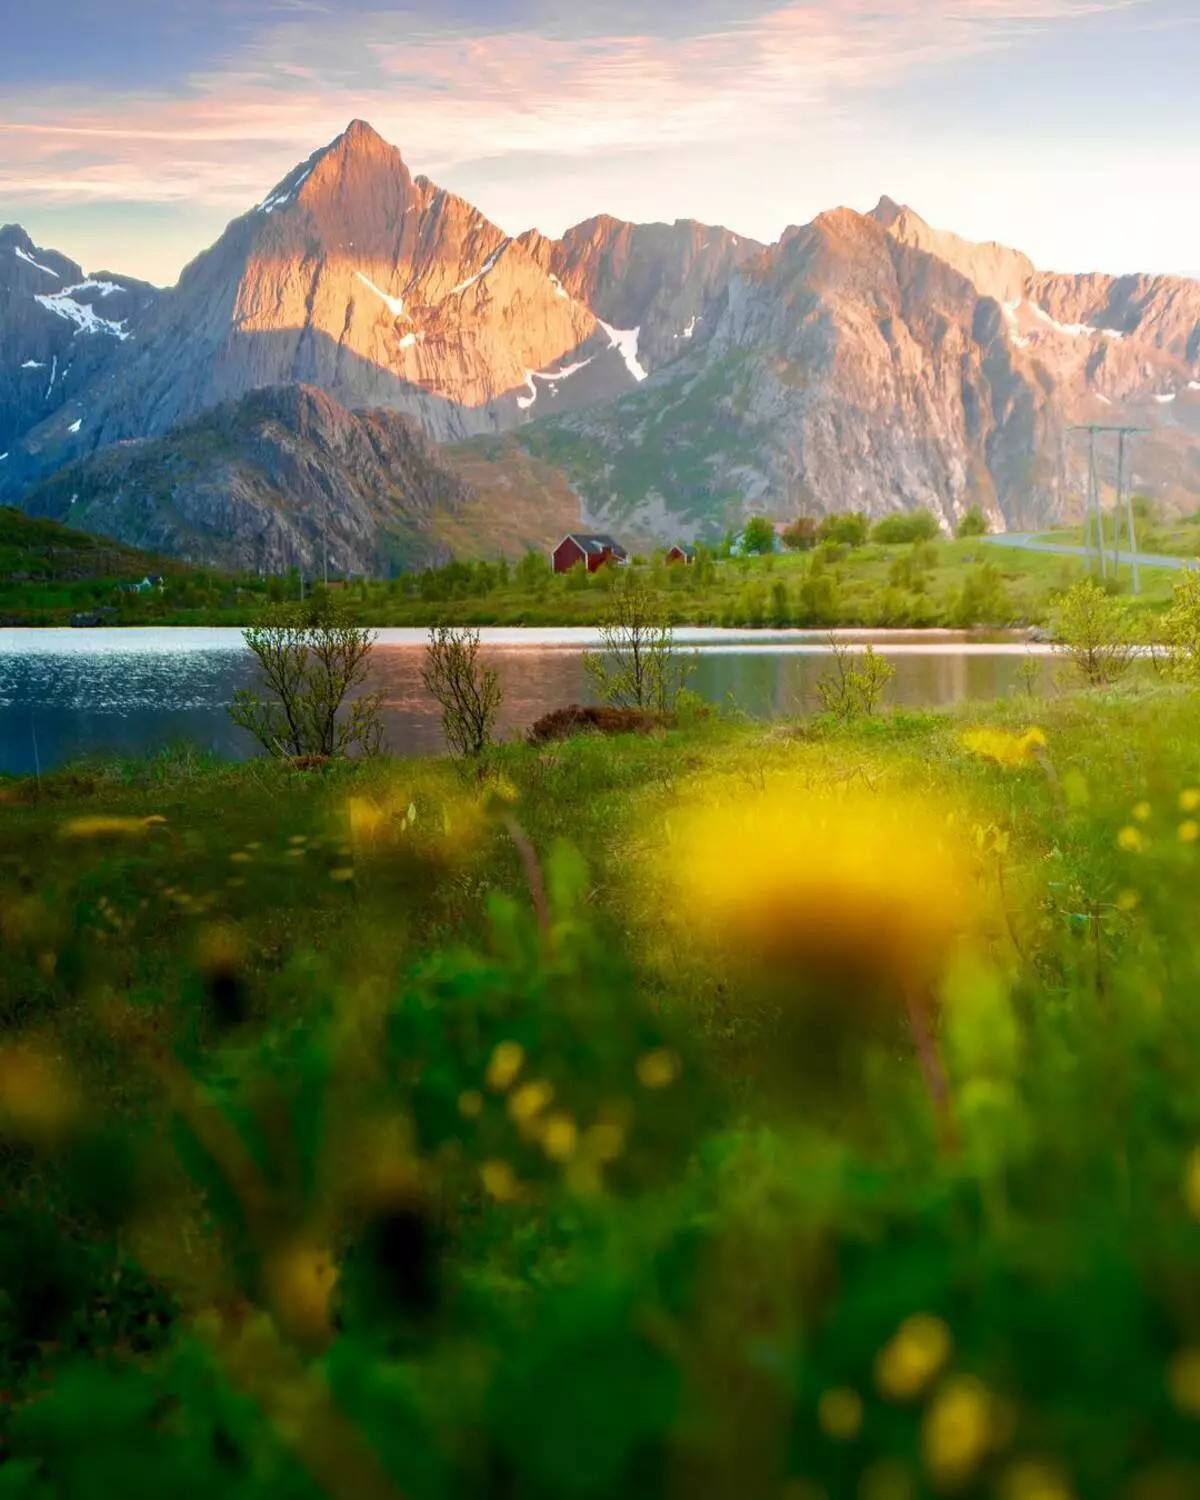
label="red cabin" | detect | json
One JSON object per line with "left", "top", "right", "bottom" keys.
{"left": 552, "top": 533, "right": 629, "bottom": 575}
{"left": 665, "top": 545, "right": 696, "bottom": 566}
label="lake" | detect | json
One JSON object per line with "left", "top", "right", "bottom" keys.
{"left": 0, "top": 627, "right": 1052, "bottom": 776}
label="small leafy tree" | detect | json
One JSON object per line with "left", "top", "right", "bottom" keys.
{"left": 228, "top": 597, "right": 384, "bottom": 759}
{"left": 816, "top": 511, "right": 869, "bottom": 548}
{"left": 814, "top": 637, "right": 896, "bottom": 721}
{"left": 1159, "top": 569, "right": 1200, "bottom": 682}
{"left": 421, "top": 626, "right": 504, "bottom": 758}
{"left": 957, "top": 506, "right": 990, "bottom": 538}
{"left": 1051, "top": 578, "right": 1135, "bottom": 687}
{"left": 583, "top": 570, "right": 695, "bottom": 713}
{"left": 741, "top": 517, "right": 777, "bottom": 556}
{"left": 781, "top": 517, "right": 817, "bottom": 552}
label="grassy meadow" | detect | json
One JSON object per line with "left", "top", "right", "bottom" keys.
{"left": 4, "top": 677, "right": 1200, "bottom": 1496}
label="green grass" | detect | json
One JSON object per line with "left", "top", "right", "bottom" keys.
{"left": 5, "top": 684, "right": 1200, "bottom": 1494}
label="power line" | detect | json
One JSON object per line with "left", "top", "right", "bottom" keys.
{"left": 1066, "top": 425, "right": 1150, "bottom": 594}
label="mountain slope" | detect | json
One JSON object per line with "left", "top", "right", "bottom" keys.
{"left": 0, "top": 225, "right": 160, "bottom": 460}
{"left": 17, "top": 384, "right": 494, "bottom": 574}
{"left": 495, "top": 200, "right": 1200, "bottom": 541}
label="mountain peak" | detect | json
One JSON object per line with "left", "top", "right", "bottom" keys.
{"left": 335, "top": 119, "right": 389, "bottom": 154}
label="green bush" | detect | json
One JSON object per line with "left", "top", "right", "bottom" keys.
{"left": 870, "top": 509, "right": 941, "bottom": 545}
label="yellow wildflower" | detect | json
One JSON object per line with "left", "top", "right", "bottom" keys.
{"left": 58, "top": 814, "right": 166, "bottom": 840}
{"left": 458, "top": 1090, "right": 483, "bottom": 1119}
{"left": 667, "top": 791, "right": 980, "bottom": 1000}
{"left": 508, "top": 1079, "right": 554, "bottom": 1125}
{"left": 1000, "top": 1461, "right": 1075, "bottom": 1500}
{"left": 329, "top": 867, "right": 355, "bottom": 883}
{"left": 817, "top": 1387, "right": 862, "bottom": 1441}
{"left": 876, "top": 1313, "right": 953, "bottom": 1401}
{"left": 1183, "top": 1148, "right": 1200, "bottom": 1219}
{"left": 480, "top": 1160, "right": 520, "bottom": 1201}
{"left": 582, "top": 1121, "right": 626, "bottom": 1163}
{"left": 486, "top": 1041, "right": 525, "bottom": 1092}
{"left": 959, "top": 727, "right": 1047, "bottom": 769}
{"left": 1168, "top": 1350, "right": 1200, "bottom": 1417}
{"left": 1181, "top": 822, "right": 1200, "bottom": 845}
{"left": 347, "top": 796, "right": 386, "bottom": 844}
{"left": 1118, "top": 827, "right": 1147, "bottom": 853}
{"left": 541, "top": 1114, "right": 579, "bottom": 1161}
{"left": 261, "top": 1238, "right": 339, "bottom": 1355}
{"left": 922, "top": 1376, "right": 993, "bottom": 1489}
{"left": 1133, "top": 802, "right": 1153, "bottom": 822}
{"left": 1117, "top": 890, "right": 1140, "bottom": 913}
{"left": 1181, "top": 790, "right": 1200, "bottom": 813}
{"left": 0, "top": 1040, "right": 79, "bottom": 1148}
{"left": 636, "top": 1049, "right": 681, "bottom": 1089}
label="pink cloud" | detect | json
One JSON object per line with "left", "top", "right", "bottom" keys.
{"left": 0, "top": 0, "right": 1148, "bottom": 214}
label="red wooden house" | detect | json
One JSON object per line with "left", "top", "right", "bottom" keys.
{"left": 552, "top": 534, "right": 629, "bottom": 575}
{"left": 665, "top": 545, "right": 696, "bottom": 565}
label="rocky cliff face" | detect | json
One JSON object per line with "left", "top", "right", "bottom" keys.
{"left": 517, "top": 215, "right": 762, "bottom": 376}
{"left": 19, "top": 384, "right": 486, "bottom": 575}
{"left": 502, "top": 199, "right": 1200, "bottom": 541}
{"left": 0, "top": 225, "right": 159, "bottom": 463}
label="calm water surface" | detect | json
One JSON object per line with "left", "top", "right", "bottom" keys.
{"left": 0, "top": 627, "right": 1051, "bottom": 776}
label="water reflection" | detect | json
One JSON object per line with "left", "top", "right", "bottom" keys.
{"left": 0, "top": 629, "right": 1038, "bottom": 777}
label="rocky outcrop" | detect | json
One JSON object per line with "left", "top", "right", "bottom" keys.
{"left": 18, "top": 384, "right": 488, "bottom": 575}
{"left": 517, "top": 215, "right": 763, "bottom": 374}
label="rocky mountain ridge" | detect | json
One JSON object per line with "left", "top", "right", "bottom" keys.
{"left": 4, "top": 121, "right": 1200, "bottom": 558}
{"left": 18, "top": 384, "right": 491, "bottom": 575}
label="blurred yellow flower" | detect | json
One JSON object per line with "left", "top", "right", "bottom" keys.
{"left": 1118, "top": 827, "right": 1147, "bottom": 853}
{"left": 1183, "top": 1148, "right": 1200, "bottom": 1219}
{"left": 636, "top": 1049, "right": 682, "bottom": 1089}
{"left": 817, "top": 1387, "right": 863, "bottom": 1441}
{"left": 261, "top": 1238, "right": 339, "bottom": 1354}
{"left": 1181, "top": 822, "right": 1200, "bottom": 845}
{"left": 541, "top": 1114, "right": 579, "bottom": 1162}
{"left": 329, "top": 868, "right": 355, "bottom": 883}
{"left": 1181, "top": 790, "right": 1200, "bottom": 813}
{"left": 508, "top": 1079, "right": 554, "bottom": 1125}
{"left": 1117, "top": 890, "right": 1141, "bottom": 913}
{"left": 347, "top": 796, "right": 386, "bottom": 844}
{"left": 486, "top": 1042, "right": 525, "bottom": 1092}
{"left": 959, "top": 727, "right": 1047, "bottom": 769}
{"left": 480, "top": 1160, "right": 520, "bottom": 1201}
{"left": 58, "top": 814, "right": 166, "bottom": 840}
{"left": 876, "top": 1314, "right": 953, "bottom": 1401}
{"left": 1168, "top": 1350, "right": 1200, "bottom": 1417}
{"left": 458, "top": 1089, "right": 483, "bottom": 1119}
{"left": 0, "top": 1040, "right": 79, "bottom": 1148}
{"left": 1133, "top": 802, "right": 1153, "bottom": 823}
{"left": 1000, "top": 1461, "right": 1075, "bottom": 1500}
{"left": 667, "top": 791, "right": 981, "bottom": 999}
{"left": 922, "top": 1376, "right": 993, "bottom": 1489}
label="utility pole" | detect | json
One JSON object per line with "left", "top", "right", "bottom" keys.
{"left": 323, "top": 529, "right": 329, "bottom": 588}
{"left": 1068, "top": 424, "right": 1148, "bottom": 594}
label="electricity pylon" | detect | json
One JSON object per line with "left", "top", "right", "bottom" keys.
{"left": 1067, "top": 424, "right": 1149, "bottom": 594}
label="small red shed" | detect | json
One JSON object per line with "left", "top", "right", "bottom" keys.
{"left": 552, "top": 534, "right": 629, "bottom": 575}
{"left": 665, "top": 545, "right": 696, "bottom": 566}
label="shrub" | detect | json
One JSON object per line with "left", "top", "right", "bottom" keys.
{"left": 227, "top": 597, "right": 384, "bottom": 759}
{"left": 583, "top": 571, "right": 696, "bottom": 712}
{"left": 1158, "top": 569, "right": 1200, "bottom": 682}
{"left": 956, "top": 505, "right": 990, "bottom": 538}
{"left": 421, "top": 625, "right": 504, "bottom": 758}
{"left": 1051, "top": 577, "right": 1135, "bottom": 687}
{"left": 950, "top": 562, "right": 1012, "bottom": 628}
{"left": 815, "top": 511, "right": 869, "bottom": 548}
{"left": 740, "top": 517, "right": 777, "bottom": 556}
{"left": 871, "top": 509, "right": 941, "bottom": 544}
{"left": 780, "top": 517, "right": 817, "bottom": 552}
{"left": 814, "top": 637, "right": 896, "bottom": 720}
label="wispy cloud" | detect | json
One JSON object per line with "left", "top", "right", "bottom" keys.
{"left": 0, "top": 0, "right": 1149, "bottom": 212}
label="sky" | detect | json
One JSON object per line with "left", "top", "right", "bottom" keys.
{"left": 1, "top": 0, "right": 1197, "bottom": 287}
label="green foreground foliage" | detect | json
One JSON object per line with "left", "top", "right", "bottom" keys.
{"left": 5, "top": 687, "right": 1200, "bottom": 1496}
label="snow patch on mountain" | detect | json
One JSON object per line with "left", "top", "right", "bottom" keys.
{"left": 35, "top": 292, "right": 129, "bottom": 340}
{"left": 21, "top": 360, "right": 45, "bottom": 369}
{"left": 354, "top": 272, "right": 407, "bottom": 319}
{"left": 516, "top": 354, "right": 596, "bottom": 410}
{"left": 13, "top": 245, "right": 60, "bottom": 279}
{"left": 258, "top": 165, "right": 313, "bottom": 215}
{"left": 1155, "top": 393, "right": 1177, "bottom": 404}
{"left": 597, "top": 320, "right": 647, "bottom": 381}
{"left": 45, "top": 356, "right": 57, "bottom": 397}
{"left": 548, "top": 274, "right": 569, "bottom": 301}
{"left": 449, "top": 240, "right": 510, "bottom": 296}
{"left": 68, "top": 418, "right": 82, "bottom": 432}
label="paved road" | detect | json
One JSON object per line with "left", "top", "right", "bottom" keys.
{"left": 982, "top": 533, "right": 1198, "bottom": 572}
